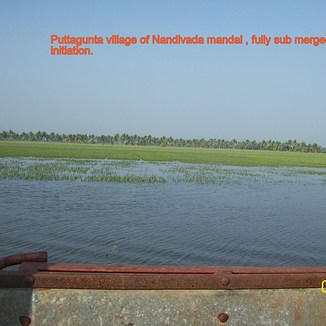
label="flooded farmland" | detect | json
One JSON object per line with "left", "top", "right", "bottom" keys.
{"left": 1, "top": 157, "right": 326, "bottom": 266}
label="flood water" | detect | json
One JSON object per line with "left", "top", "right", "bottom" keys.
{"left": 1, "top": 159, "right": 326, "bottom": 266}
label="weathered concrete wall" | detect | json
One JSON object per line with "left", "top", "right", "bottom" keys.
{"left": 1, "top": 288, "right": 326, "bottom": 325}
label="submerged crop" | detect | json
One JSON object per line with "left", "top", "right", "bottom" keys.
{"left": 0, "top": 157, "right": 325, "bottom": 185}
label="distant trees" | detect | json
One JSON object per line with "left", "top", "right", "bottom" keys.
{"left": 0, "top": 130, "right": 325, "bottom": 153}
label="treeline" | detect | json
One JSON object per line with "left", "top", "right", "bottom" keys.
{"left": 1, "top": 130, "right": 325, "bottom": 153}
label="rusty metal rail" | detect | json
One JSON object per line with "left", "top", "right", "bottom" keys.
{"left": 1, "top": 251, "right": 326, "bottom": 290}
{"left": 0, "top": 251, "right": 47, "bottom": 270}
{"left": 1, "top": 252, "right": 326, "bottom": 325}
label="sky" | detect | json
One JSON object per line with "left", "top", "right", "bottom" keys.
{"left": 1, "top": 1, "right": 326, "bottom": 145}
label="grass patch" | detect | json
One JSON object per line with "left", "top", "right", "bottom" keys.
{"left": 0, "top": 159, "right": 166, "bottom": 183}
{"left": 1, "top": 157, "right": 325, "bottom": 185}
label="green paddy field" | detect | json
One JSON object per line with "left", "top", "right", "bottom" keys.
{"left": 0, "top": 141, "right": 325, "bottom": 168}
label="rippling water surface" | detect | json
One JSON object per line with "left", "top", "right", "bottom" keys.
{"left": 1, "top": 159, "right": 326, "bottom": 266}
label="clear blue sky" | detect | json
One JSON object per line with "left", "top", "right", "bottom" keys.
{"left": 1, "top": 1, "right": 325, "bottom": 145}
